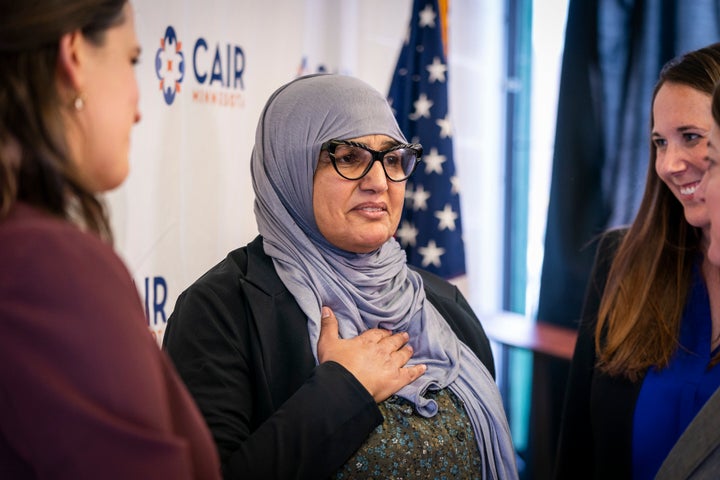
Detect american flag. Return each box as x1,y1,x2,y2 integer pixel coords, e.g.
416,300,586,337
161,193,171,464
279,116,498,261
388,0,466,279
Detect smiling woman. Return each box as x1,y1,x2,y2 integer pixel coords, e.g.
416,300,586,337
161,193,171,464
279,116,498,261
555,42,720,480
658,67,720,480
652,82,713,228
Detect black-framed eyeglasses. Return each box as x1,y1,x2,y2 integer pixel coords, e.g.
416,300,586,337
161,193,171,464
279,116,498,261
320,139,423,182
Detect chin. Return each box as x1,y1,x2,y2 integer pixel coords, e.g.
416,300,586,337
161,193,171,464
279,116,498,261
709,245,720,267
94,172,129,193
684,207,710,229
352,243,385,254
351,237,392,254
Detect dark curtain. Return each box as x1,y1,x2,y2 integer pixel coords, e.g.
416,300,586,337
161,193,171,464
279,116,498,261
539,0,720,328
530,1,720,479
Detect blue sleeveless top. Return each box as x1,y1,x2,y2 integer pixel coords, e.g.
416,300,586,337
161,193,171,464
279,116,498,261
633,263,720,479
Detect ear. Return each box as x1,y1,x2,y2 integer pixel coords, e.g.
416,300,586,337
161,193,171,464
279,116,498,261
57,30,86,93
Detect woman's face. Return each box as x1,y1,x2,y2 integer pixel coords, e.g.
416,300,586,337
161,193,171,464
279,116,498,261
73,2,141,193
653,82,712,230
313,134,406,253
698,123,720,265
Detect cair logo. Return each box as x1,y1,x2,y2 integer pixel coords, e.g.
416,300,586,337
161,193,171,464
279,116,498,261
155,25,246,109
155,26,185,105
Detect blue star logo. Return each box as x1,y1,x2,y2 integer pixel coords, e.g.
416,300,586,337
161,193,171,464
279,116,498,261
155,26,185,105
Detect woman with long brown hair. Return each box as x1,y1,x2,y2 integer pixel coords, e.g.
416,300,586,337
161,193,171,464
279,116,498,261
555,42,720,479
654,76,720,480
0,2,220,478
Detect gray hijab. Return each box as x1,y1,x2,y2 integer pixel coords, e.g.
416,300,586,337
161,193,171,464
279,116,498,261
251,74,517,479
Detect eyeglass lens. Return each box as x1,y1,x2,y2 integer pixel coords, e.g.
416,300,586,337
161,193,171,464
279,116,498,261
332,144,418,181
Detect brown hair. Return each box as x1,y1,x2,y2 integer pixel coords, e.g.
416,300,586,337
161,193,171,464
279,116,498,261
714,79,720,127
596,42,720,381
0,0,127,240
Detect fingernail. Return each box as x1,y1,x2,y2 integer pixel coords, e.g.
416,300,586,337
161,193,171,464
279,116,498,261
321,306,330,318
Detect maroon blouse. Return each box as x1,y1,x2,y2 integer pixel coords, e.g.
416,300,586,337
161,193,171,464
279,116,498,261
0,203,220,479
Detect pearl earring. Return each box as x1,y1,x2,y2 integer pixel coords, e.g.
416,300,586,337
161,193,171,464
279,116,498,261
74,95,85,111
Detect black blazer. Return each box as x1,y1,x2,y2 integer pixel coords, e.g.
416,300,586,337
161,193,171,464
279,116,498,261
554,229,644,479
163,235,495,480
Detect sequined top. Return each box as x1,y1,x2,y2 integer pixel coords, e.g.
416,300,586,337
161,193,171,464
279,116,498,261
333,388,482,479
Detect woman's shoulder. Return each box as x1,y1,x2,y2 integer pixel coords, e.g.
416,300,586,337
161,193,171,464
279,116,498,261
0,202,130,285
0,203,154,395
169,235,284,333
582,227,628,284
588,227,628,278
180,235,271,298
1,201,93,242
410,266,459,300
596,226,627,254
0,202,142,322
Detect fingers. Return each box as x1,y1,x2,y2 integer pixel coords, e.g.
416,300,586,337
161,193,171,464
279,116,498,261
317,307,339,364
403,363,428,383
383,330,410,351
319,306,339,339
317,306,421,369
320,307,405,349
356,327,393,343
316,305,428,402
391,343,414,365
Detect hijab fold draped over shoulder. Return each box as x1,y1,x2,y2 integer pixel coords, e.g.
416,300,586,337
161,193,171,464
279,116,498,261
251,74,517,479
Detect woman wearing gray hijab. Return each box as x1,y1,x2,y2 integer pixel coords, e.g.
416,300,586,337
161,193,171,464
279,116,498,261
163,74,517,479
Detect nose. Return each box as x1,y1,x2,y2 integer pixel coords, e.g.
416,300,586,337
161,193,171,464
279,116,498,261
359,159,389,191
134,110,142,124
657,142,688,176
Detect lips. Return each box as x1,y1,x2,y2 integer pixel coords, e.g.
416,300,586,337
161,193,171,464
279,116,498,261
353,202,387,213
679,181,701,196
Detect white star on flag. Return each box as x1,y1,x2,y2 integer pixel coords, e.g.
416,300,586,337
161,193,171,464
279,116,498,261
427,57,447,83
450,176,460,195
436,114,452,138
409,93,434,120
396,220,419,247
404,183,415,207
419,240,445,268
411,185,431,211
423,147,446,175
435,204,459,231
419,4,437,28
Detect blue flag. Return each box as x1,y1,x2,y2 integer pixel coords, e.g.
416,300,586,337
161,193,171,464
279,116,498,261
388,0,466,279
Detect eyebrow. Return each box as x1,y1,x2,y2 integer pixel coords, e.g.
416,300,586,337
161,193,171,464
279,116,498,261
652,125,706,137
677,125,706,132
370,140,402,150
343,140,396,152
